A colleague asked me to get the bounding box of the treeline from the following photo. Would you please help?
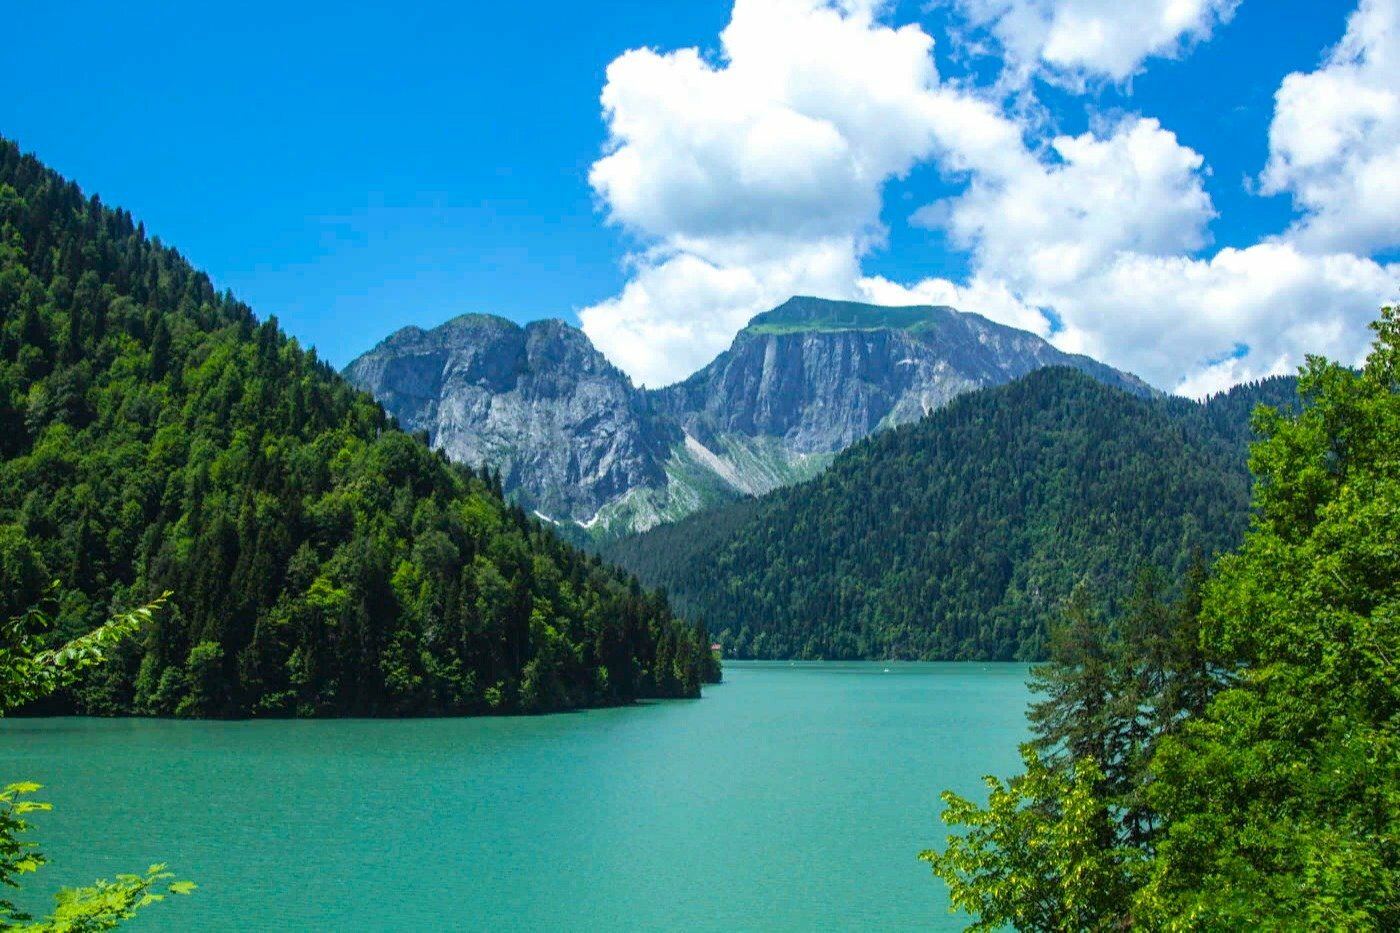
[0,136,717,717]
[927,311,1400,928]
[603,369,1298,660]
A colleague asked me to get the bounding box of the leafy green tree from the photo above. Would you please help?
[1137,309,1400,928]
[0,595,161,716]
[175,641,224,719]
[921,748,1142,932]
[924,309,1400,929]
[928,570,1212,929]
[1,595,193,930]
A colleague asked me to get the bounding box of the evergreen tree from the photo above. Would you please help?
[924,308,1400,930]
[605,370,1296,661]
[0,136,718,718]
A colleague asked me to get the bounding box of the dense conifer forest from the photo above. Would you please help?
[0,137,717,718]
[603,369,1299,660]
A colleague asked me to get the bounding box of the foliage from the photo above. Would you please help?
[924,308,1400,929]
[0,136,715,717]
[2,783,192,932]
[926,568,1215,930]
[1135,308,1400,928]
[606,368,1297,661]
[921,749,1143,932]
[0,593,165,715]
[1,599,192,930]
[1026,563,1217,848]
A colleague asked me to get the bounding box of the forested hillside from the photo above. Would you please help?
[347,294,1155,539]
[604,369,1298,660]
[926,312,1400,928]
[0,137,716,718]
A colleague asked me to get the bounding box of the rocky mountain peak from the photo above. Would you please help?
[345,297,1155,538]
[345,315,666,524]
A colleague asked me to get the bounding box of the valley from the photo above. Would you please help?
[4,0,1398,917]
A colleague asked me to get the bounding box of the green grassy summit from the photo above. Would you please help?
[743,296,960,335]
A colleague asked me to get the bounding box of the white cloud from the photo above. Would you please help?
[855,272,1050,335]
[897,5,1396,394]
[907,107,1395,391]
[582,0,1397,396]
[938,0,1239,85]
[929,116,1217,287]
[582,243,860,387]
[1262,0,1400,253]
[582,0,965,386]
[1039,244,1397,396]
[860,243,1395,396]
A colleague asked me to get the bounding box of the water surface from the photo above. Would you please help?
[5,661,1030,931]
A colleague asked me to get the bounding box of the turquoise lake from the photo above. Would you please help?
[4,661,1031,931]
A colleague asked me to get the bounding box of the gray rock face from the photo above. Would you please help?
[657,298,1152,454]
[343,315,671,521]
[344,297,1155,534]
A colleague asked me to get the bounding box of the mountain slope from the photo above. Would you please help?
[346,296,1154,537]
[657,296,1152,455]
[602,369,1300,661]
[0,136,716,717]
[343,314,675,524]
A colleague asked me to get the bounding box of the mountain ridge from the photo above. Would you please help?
[602,368,1303,660]
[743,296,963,333]
[345,296,1158,537]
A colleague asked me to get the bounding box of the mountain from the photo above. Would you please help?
[343,314,674,525]
[0,136,717,718]
[346,296,1154,538]
[601,369,1302,661]
[657,297,1150,454]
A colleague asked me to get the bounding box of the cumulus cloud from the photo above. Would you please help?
[867,244,1396,397]
[582,243,860,387]
[582,0,1397,395]
[1041,245,1397,396]
[581,0,963,386]
[928,117,1217,286]
[1262,0,1400,253]
[907,103,1394,393]
[937,0,1239,85]
[855,272,1050,335]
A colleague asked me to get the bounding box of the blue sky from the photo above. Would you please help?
[3,1,1394,393]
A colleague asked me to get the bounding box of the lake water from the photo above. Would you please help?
[4,661,1031,931]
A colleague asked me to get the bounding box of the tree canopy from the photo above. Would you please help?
[925,308,1400,929]
[605,368,1297,661]
[0,136,716,717]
